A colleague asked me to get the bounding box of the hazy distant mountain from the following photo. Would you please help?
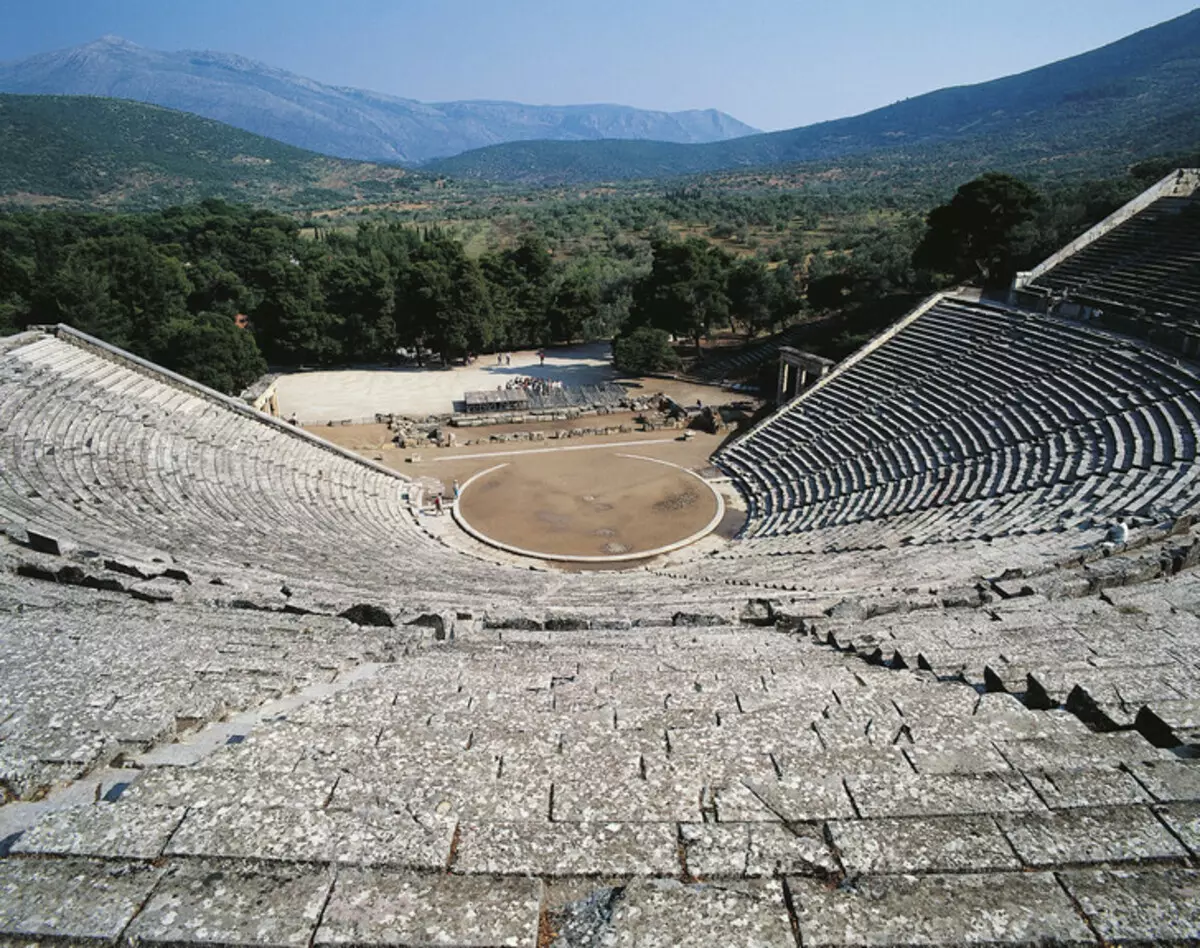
[0,37,759,163]
[427,8,1200,184]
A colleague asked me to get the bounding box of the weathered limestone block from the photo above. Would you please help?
[787,871,1093,946]
[607,879,796,948]
[315,871,542,946]
[127,861,333,947]
[1061,867,1200,944]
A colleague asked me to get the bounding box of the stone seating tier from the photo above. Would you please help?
[717,299,1200,547]
[1028,192,1200,320]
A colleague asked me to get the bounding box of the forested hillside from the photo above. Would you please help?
[0,94,421,210]
[0,161,1171,396]
[427,8,1200,184]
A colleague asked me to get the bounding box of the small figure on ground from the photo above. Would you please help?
[538,349,545,366]
[433,494,443,515]
[505,353,512,366]
[497,352,502,365]
[453,479,461,500]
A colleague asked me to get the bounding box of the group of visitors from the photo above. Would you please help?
[488,350,548,367]
[505,375,563,395]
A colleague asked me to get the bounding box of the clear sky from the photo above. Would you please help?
[2,0,1197,131]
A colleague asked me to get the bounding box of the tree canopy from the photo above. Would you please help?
[913,172,1042,286]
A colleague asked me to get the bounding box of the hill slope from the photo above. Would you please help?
[0,37,758,163]
[427,9,1200,183]
[0,94,417,210]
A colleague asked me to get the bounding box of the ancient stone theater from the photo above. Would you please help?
[2,170,1200,945]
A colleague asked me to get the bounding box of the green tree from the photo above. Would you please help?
[159,311,267,393]
[548,266,601,344]
[613,326,679,375]
[913,172,1042,285]
[629,238,730,351]
[727,259,774,339]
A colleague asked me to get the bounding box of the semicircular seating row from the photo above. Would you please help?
[716,298,1200,555]
[1029,194,1200,320]
[0,334,756,614]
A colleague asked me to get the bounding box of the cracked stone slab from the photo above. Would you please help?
[829,815,1020,875]
[680,822,836,878]
[453,821,679,876]
[1023,767,1153,809]
[998,804,1188,867]
[544,880,625,947]
[606,878,795,947]
[706,780,783,822]
[1129,759,1200,802]
[846,772,1045,818]
[0,857,164,943]
[787,871,1094,946]
[1061,867,1200,943]
[165,805,454,868]
[741,774,855,821]
[126,860,334,947]
[1154,801,1200,856]
[315,869,542,947]
[10,802,187,860]
[333,768,549,824]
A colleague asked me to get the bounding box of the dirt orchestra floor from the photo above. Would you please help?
[306,420,728,488]
[454,451,720,558]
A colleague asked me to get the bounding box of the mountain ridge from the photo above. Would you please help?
[424,8,1200,183]
[0,92,420,210]
[0,36,760,164]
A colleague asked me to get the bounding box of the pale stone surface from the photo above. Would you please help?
[127,861,334,946]
[1062,867,1200,943]
[275,343,617,421]
[1129,759,1200,802]
[1024,767,1153,809]
[741,774,855,821]
[11,802,186,859]
[553,773,702,822]
[607,879,796,948]
[829,815,1020,875]
[165,805,454,868]
[680,822,836,878]
[453,821,679,876]
[787,872,1095,946]
[1154,801,1200,856]
[998,805,1188,867]
[0,857,164,942]
[316,870,542,947]
[124,765,338,809]
[846,772,1046,819]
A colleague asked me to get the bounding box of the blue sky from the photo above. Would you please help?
[2,0,1197,130]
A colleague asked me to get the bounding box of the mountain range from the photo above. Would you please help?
[425,8,1200,183]
[2,9,1199,204]
[0,36,759,164]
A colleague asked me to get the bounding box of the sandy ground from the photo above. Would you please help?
[308,421,727,488]
[456,452,719,558]
[275,343,740,422]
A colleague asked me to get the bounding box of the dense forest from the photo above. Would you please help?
[0,158,1185,394]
